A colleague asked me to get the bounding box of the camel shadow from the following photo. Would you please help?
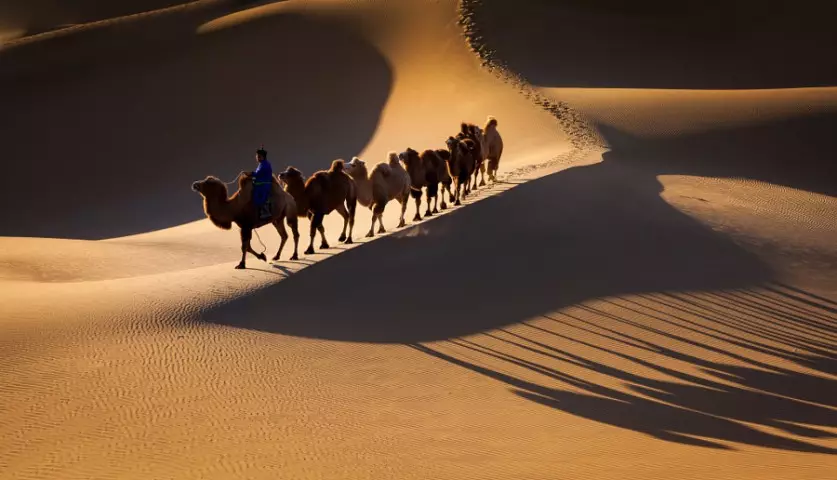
[410,309,837,453]
[469,0,837,88]
[0,8,392,239]
[200,151,773,342]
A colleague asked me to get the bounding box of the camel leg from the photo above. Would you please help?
[413,195,422,222]
[397,198,407,228]
[336,204,351,244]
[318,224,330,250]
[479,163,486,186]
[375,202,387,234]
[337,209,347,242]
[440,184,449,210]
[366,209,376,238]
[432,191,439,214]
[288,216,300,260]
[305,212,324,255]
[236,228,250,269]
[236,228,265,269]
[346,204,355,244]
[271,217,289,261]
[424,189,433,217]
[454,182,462,206]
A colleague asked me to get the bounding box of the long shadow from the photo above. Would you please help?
[468,0,837,88]
[201,152,772,342]
[409,304,837,453]
[0,8,392,239]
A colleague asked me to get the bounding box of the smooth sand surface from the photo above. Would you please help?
[1,0,835,478]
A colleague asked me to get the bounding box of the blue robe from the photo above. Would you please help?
[252,159,273,207]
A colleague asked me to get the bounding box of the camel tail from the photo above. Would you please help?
[330,159,345,173]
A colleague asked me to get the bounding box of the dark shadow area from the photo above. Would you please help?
[0,8,391,239]
[468,0,837,88]
[201,152,773,342]
[407,281,837,452]
[595,112,837,197]
[0,0,190,37]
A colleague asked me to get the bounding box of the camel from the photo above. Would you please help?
[191,174,300,269]
[277,160,357,255]
[344,153,411,237]
[435,148,455,207]
[444,136,477,206]
[458,122,487,189]
[399,148,447,221]
[483,116,504,183]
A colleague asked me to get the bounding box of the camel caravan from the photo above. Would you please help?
[191,116,503,269]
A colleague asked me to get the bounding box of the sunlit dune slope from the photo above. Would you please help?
[0,0,568,241]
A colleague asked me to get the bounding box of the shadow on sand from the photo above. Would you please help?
[199,107,837,452]
[468,0,837,88]
[201,151,773,342]
[596,112,837,197]
[410,282,837,453]
[0,8,392,239]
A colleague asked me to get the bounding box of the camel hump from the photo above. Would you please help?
[387,151,400,166]
[330,159,345,173]
[375,162,393,177]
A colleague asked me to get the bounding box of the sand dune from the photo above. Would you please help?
[468,0,837,89]
[1,0,835,478]
[0,0,198,40]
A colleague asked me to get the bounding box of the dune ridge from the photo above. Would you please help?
[0,0,210,45]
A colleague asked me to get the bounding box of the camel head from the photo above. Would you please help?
[278,166,305,187]
[398,148,419,166]
[461,137,477,154]
[191,176,228,199]
[345,156,367,178]
[445,136,459,152]
[191,176,232,230]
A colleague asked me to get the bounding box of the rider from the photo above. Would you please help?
[248,146,273,220]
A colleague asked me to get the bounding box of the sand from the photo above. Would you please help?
[1,0,835,478]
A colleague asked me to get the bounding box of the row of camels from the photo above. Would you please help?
[191,116,504,269]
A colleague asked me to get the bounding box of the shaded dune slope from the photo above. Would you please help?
[0,9,392,239]
[467,0,837,89]
[0,0,196,39]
